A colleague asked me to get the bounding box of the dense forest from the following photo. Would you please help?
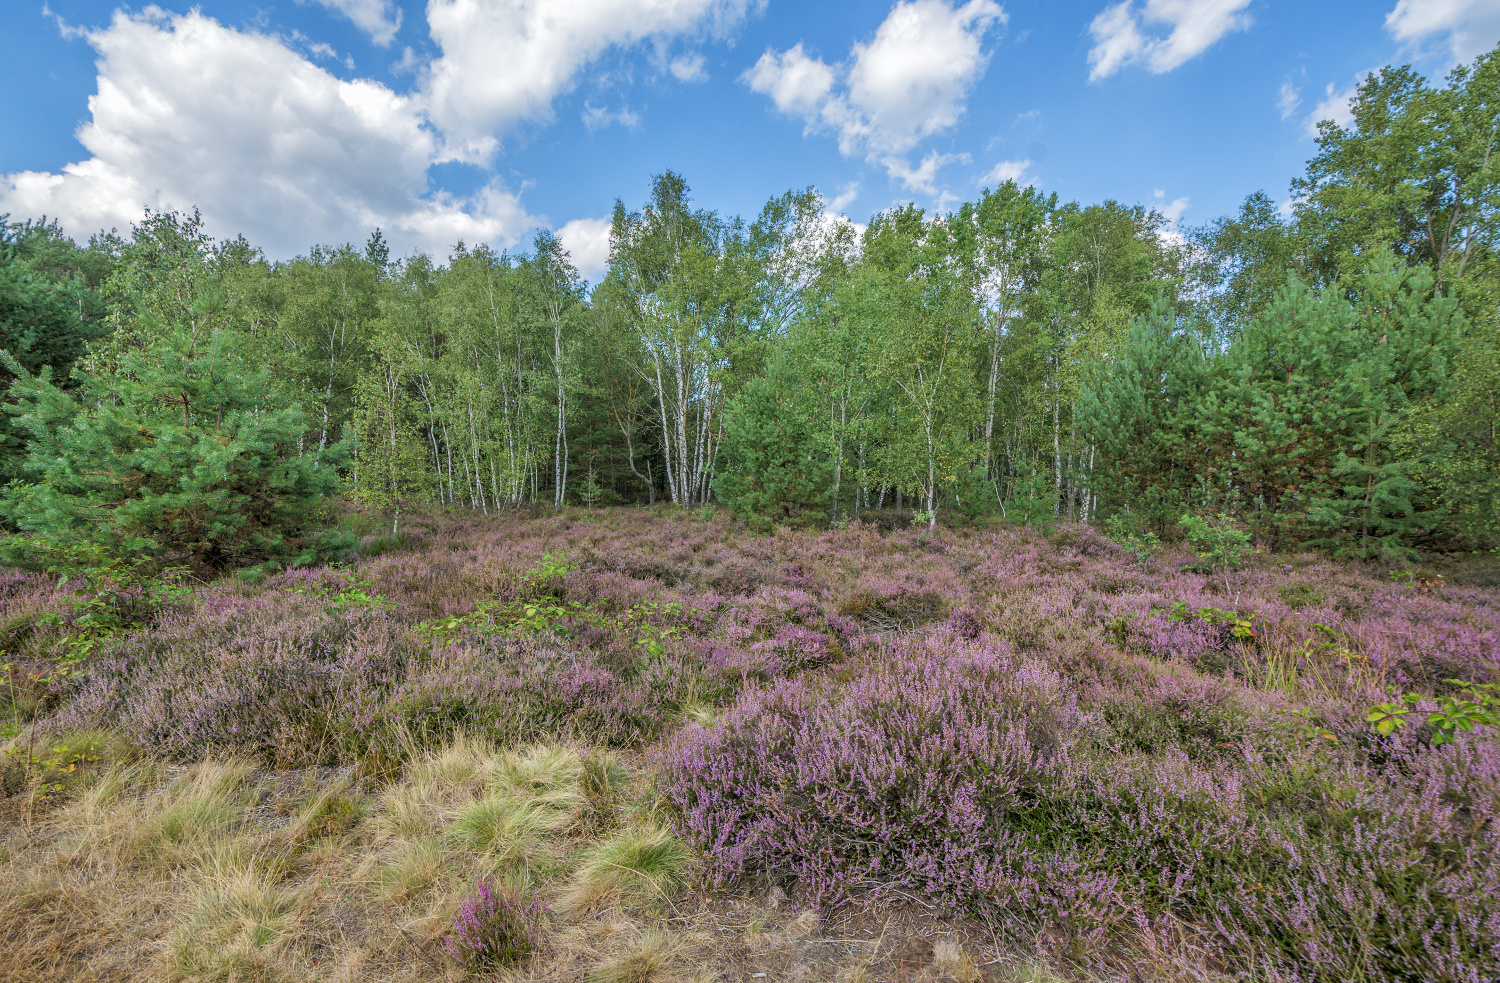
[2,49,1497,571]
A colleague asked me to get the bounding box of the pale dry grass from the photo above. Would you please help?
[0,736,1076,983]
[557,821,691,915]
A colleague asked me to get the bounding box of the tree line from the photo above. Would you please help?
[1,48,1496,570]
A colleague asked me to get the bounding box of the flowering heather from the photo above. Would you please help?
[8,508,1500,979]
[441,877,544,970]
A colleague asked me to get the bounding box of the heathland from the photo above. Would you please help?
[2,507,1498,982]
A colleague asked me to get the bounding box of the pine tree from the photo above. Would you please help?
[1,279,348,574]
[1080,296,1209,533]
[715,348,829,528]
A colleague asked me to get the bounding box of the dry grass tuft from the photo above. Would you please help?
[584,927,687,983]
[1,725,1091,983]
[787,909,821,938]
[165,863,307,982]
[929,939,981,982]
[366,834,455,905]
[403,735,498,802]
[559,821,690,914]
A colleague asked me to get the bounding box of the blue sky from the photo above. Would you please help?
[3,0,1497,280]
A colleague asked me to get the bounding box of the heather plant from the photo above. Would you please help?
[13,508,1500,981]
[441,877,544,971]
[664,635,1500,979]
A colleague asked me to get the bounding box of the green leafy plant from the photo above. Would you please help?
[1366,681,1500,745]
[34,565,194,680]
[1287,706,1338,744]
[1,738,103,800]
[285,568,391,612]
[1367,691,1422,735]
[1106,513,1161,570]
[528,552,577,583]
[1180,512,1253,596]
[624,602,686,667]
[1426,681,1500,745]
[1163,601,1256,642]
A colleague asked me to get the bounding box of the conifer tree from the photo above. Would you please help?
[1081,296,1209,533]
[1,278,347,573]
[715,347,829,527]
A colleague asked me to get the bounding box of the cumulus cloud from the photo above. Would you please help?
[1305,81,1357,137]
[557,216,614,283]
[1386,0,1500,63]
[422,0,756,157]
[303,0,402,46]
[669,52,708,81]
[978,158,1033,186]
[1088,0,1252,80]
[743,0,1003,190]
[0,8,533,258]
[742,43,837,119]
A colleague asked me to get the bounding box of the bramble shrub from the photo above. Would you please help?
[442,878,543,970]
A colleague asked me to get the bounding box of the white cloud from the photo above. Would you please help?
[303,0,402,46]
[1088,0,1253,80]
[1277,80,1301,119]
[390,45,420,74]
[744,0,1003,191]
[1305,81,1357,137]
[1153,188,1189,223]
[557,216,613,283]
[826,181,861,212]
[581,102,642,131]
[0,8,533,258]
[1387,0,1500,62]
[299,37,340,60]
[883,150,969,194]
[844,0,1005,153]
[422,0,756,156]
[743,43,836,119]
[1152,188,1190,251]
[669,52,708,81]
[979,158,1032,186]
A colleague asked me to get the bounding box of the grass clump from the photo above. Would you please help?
[562,822,691,914]
[585,927,681,983]
[167,864,305,981]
